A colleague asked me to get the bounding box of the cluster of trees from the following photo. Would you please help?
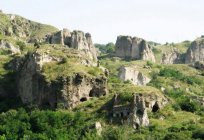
[0,107,203,140]
[0,108,99,140]
[95,43,115,54]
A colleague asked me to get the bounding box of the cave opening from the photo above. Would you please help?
[80,97,87,102]
[136,109,144,116]
[89,89,95,97]
[152,102,160,112]
[120,112,124,117]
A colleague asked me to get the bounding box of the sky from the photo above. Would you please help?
[1,0,204,44]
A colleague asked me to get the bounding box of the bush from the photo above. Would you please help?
[192,128,204,139]
[16,41,26,51]
[159,68,182,79]
[179,99,199,113]
[146,61,153,68]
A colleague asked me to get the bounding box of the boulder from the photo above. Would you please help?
[115,36,155,62]
[0,40,20,54]
[185,37,204,63]
[118,66,151,86]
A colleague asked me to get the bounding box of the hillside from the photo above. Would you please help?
[0,12,203,140]
[0,11,58,42]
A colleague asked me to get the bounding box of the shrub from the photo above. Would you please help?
[146,61,153,68]
[192,128,204,139]
[179,99,199,113]
[16,41,26,51]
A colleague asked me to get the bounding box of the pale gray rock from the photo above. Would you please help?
[115,36,155,62]
[95,122,102,136]
[185,37,204,63]
[49,28,71,45]
[47,30,97,64]
[18,51,107,108]
[119,66,151,86]
[111,94,168,128]
[162,49,181,64]
[0,40,20,54]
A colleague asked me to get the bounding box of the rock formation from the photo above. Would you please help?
[47,30,97,63]
[115,36,155,62]
[17,50,107,108]
[193,61,204,71]
[118,66,151,86]
[161,49,182,64]
[185,37,204,63]
[48,28,71,45]
[0,40,20,54]
[111,93,168,128]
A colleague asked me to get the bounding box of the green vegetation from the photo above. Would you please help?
[0,12,204,140]
[95,42,115,54]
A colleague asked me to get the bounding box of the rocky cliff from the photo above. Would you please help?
[47,29,97,63]
[185,37,204,63]
[17,48,107,108]
[111,93,168,128]
[161,49,182,64]
[118,66,151,86]
[115,36,155,62]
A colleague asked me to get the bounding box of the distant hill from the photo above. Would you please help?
[0,11,58,42]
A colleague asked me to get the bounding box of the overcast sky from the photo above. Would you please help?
[1,0,204,44]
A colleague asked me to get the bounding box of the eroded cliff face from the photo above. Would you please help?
[111,93,168,128]
[185,37,204,63]
[118,66,151,86]
[47,30,97,63]
[161,49,182,64]
[18,50,107,108]
[115,36,155,62]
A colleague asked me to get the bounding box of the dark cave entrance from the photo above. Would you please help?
[80,97,87,102]
[152,102,160,112]
[136,109,144,116]
[89,89,95,97]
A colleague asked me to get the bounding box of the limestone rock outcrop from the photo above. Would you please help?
[161,49,182,64]
[185,37,204,63]
[115,36,155,62]
[0,40,20,54]
[47,30,97,63]
[47,28,71,45]
[17,51,107,108]
[111,93,168,128]
[118,66,151,86]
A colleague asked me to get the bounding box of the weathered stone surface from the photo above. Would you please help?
[162,49,182,64]
[47,30,97,63]
[185,37,204,63]
[48,28,71,45]
[0,40,20,54]
[115,36,155,62]
[118,66,151,86]
[95,122,102,136]
[17,51,107,108]
[111,93,168,128]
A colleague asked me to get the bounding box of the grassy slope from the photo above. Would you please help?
[0,12,58,40]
